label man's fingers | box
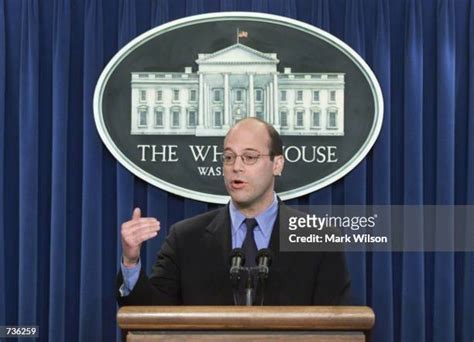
[124,227,160,246]
[122,223,160,244]
[132,207,141,220]
[134,229,159,244]
[123,223,160,238]
[122,218,159,233]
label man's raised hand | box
[121,208,160,267]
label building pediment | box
[196,43,279,65]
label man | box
[117,118,351,306]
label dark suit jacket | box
[117,203,351,306]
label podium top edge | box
[117,306,375,331]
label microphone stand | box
[244,268,254,306]
[256,266,268,306]
[229,248,245,305]
[246,264,269,306]
[255,249,272,306]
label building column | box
[269,82,274,123]
[249,73,254,117]
[264,85,269,121]
[224,73,230,128]
[198,73,204,130]
[273,73,280,127]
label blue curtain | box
[370,1,393,340]
[0,0,5,331]
[0,0,473,341]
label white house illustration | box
[131,43,344,136]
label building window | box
[235,89,243,103]
[189,89,197,102]
[155,108,164,127]
[280,90,287,102]
[171,108,180,127]
[296,90,303,103]
[280,110,288,127]
[327,109,338,128]
[214,110,222,127]
[256,109,264,120]
[213,89,223,103]
[173,89,180,102]
[156,90,163,102]
[295,109,304,127]
[312,110,321,128]
[312,90,320,102]
[138,107,148,127]
[329,90,336,103]
[188,109,197,127]
[255,89,263,103]
[139,90,147,102]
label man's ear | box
[273,155,284,176]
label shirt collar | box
[229,193,278,239]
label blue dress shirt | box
[229,194,278,250]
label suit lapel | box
[202,205,234,304]
[204,205,232,263]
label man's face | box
[223,120,284,214]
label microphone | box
[256,248,273,278]
[229,248,245,280]
[255,248,273,306]
[229,248,246,305]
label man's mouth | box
[231,180,246,189]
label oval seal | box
[94,12,383,204]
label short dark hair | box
[229,117,283,160]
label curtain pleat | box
[48,0,70,340]
[311,0,330,32]
[151,0,169,27]
[3,1,21,327]
[401,1,425,341]
[62,2,84,339]
[370,1,394,341]
[342,0,367,305]
[220,0,236,11]
[251,0,269,13]
[186,0,205,16]
[0,0,5,328]
[268,0,297,18]
[433,1,455,341]
[18,0,39,326]
[1,1,473,341]
[79,0,104,340]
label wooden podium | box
[118,306,375,341]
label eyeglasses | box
[221,151,272,165]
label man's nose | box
[233,155,245,171]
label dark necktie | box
[242,218,258,267]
